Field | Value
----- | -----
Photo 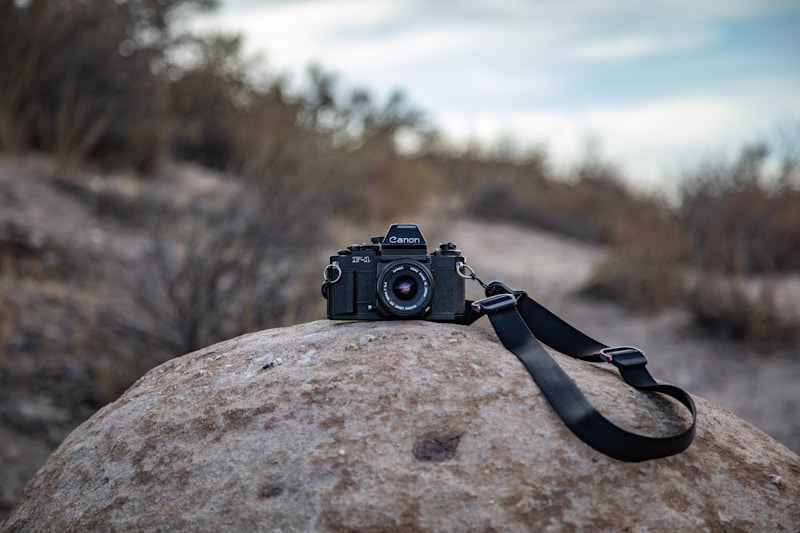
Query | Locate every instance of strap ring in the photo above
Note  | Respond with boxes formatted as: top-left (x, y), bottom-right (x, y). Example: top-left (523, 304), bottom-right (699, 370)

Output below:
top-left (323, 262), bottom-right (342, 284)
top-left (456, 261), bottom-right (476, 280)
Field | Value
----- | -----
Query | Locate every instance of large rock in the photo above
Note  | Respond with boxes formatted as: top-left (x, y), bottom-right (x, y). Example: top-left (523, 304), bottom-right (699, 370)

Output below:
top-left (3, 320), bottom-right (799, 531)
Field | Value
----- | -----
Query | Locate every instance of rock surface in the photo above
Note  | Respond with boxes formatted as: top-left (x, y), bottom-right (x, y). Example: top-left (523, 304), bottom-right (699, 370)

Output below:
top-left (3, 320), bottom-right (799, 532)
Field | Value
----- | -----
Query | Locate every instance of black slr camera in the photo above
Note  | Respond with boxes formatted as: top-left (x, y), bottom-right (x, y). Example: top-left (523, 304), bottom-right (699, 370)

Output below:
top-left (322, 224), bottom-right (469, 322)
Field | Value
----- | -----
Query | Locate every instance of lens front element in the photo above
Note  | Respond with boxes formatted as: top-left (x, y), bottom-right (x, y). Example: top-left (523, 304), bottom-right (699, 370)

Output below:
top-left (377, 260), bottom-right (433, 317)
top-left (392, 276), bottom-right (418, 300)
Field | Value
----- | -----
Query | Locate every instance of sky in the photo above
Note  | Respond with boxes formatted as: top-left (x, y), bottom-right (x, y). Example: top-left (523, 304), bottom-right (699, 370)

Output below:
top-left (193, 0), bottom-right (800, 189)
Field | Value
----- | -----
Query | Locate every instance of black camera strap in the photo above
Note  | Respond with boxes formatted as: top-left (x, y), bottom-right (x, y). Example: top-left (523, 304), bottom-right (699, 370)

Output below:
top-left (468, 280), bottom-right (696, 462)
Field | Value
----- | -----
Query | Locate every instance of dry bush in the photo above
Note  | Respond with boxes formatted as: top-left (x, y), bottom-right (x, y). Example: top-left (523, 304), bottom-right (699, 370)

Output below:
top-left (0, 0), bottom-right (219, 170)
top-left (442, 147), bottom-right (643, 242)
top-left (431, 143), bottom-right (688, 311)
top-left (289, 73), bottom-right (438, 222)
top-left (441, 133), bottom-right (800, 342)
top-left (670, 140), bottom-right (800, 340)
top-left (581, 248), bottom-right (685, 314)
top-left (587, 139), bottom-right (800, 340)
top-left (133, 175), bottom-right (333, 356)
top-left (580, 189), bottom-right (691, 312)
top-left (686, 275), bottom-right (799, 342)
top-left (0, 1), bottom-right (437, 221)
top-left (680, 149), bottom-right (800, 274)
top-left (229, 79), bottom-right (438, 224)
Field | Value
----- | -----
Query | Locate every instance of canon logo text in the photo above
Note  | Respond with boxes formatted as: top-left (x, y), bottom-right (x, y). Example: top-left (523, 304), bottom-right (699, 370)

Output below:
top-left (388, 236), bottom-right (421, 244)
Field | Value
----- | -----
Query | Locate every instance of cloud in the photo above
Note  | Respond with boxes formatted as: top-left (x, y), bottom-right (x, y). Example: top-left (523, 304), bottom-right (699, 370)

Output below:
top-left (437, 95), bottom-right (775, 186)
top-left (568, 33), bottom-right (717, 61)
top-left (193, 1), bottom-right (403, 75)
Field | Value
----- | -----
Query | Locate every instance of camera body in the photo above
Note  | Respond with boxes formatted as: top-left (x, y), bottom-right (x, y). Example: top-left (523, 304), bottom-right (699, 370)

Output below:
top-left (323, 224), bottom-right (468, 322)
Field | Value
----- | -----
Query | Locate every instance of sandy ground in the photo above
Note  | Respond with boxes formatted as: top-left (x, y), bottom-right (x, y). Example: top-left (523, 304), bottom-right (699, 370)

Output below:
top-left (417, 215), bottom-right (800, 454)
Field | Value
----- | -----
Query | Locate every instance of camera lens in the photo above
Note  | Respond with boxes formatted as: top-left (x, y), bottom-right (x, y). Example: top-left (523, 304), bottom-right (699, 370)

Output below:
top-left (376, 259), bottom-right (434, 317)
top-left (392, 276), bottom-right (418, 300)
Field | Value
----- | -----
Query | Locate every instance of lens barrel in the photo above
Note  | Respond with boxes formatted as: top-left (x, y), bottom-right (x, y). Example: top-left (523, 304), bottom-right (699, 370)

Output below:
top-left (376, 259), bottom-right (434, 317)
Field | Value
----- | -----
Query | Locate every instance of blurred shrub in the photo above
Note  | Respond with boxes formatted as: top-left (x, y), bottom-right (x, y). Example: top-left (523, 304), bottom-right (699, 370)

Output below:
top-left (0, 0), bottom-right (219, 171)
top-left (686, 275), bottom-right (799, 342)
top-left (134, 182), bottom-right (327, 355)
top-left (167, 33), bottom-right (264, 170)
top-left (673, 140), bottom-right (800, 340)
top-left (444, 129), bottom-right (799, 341)
top-left (0, 0), bottom-right (436, 222)
top-left (590, 138), bottom-right (800, 339)
top-left (581, 241), bottom-right (687, 314)
top-left (440, 145), bottom-right (649, 243)
top-left (679, 143), bottom-right (800, 274)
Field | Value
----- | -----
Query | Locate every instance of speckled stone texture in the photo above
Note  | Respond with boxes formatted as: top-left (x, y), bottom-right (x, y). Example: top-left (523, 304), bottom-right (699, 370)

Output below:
top-left (3, 320), bottom-right (799, 532)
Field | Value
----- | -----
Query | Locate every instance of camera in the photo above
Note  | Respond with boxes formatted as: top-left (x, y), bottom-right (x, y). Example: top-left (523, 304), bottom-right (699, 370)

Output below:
top-left (322, 223), bottom-right (469, 321)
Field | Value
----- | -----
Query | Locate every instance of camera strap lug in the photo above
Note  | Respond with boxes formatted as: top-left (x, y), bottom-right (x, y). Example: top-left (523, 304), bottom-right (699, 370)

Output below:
top-left (323, 262), bottom-right (342, 284)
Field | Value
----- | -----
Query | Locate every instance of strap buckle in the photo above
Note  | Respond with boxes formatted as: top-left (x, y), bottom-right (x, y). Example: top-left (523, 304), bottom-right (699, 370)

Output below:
top-left (471, 293), bottom-right (519, 314)
top-left (485, 280), bottom-right (527, 299)
top-left (598, 346), bottom-right (647, 368)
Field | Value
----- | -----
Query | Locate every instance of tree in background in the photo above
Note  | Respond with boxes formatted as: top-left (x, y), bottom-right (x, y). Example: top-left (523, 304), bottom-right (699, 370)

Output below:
top-left (0, 0), bottom-right (220, 170)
